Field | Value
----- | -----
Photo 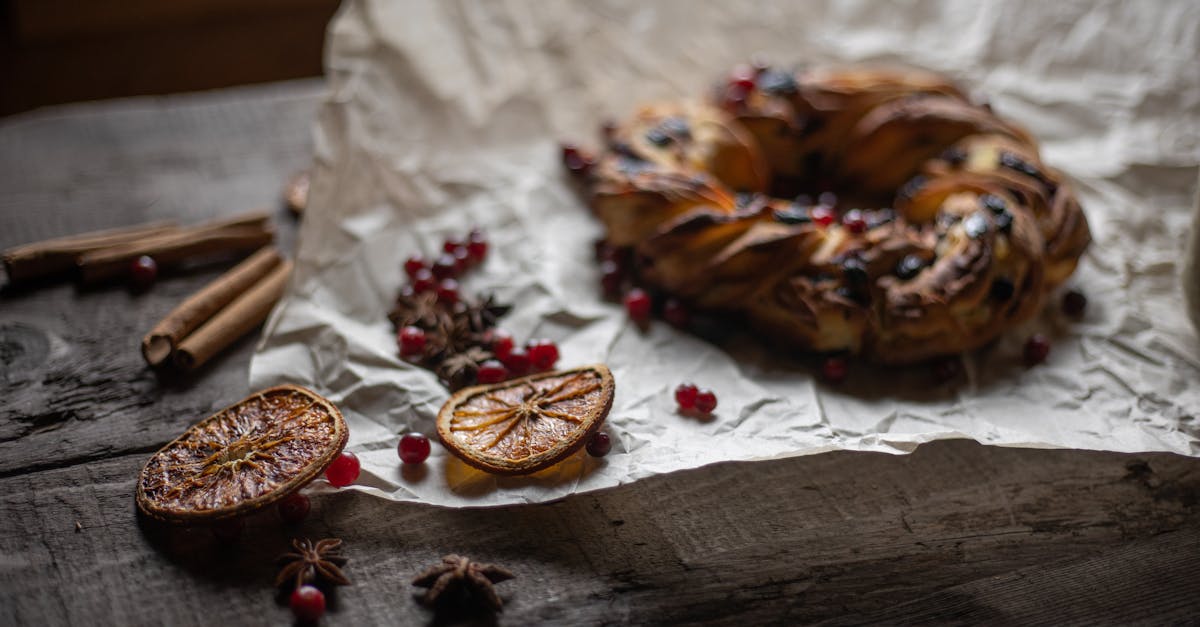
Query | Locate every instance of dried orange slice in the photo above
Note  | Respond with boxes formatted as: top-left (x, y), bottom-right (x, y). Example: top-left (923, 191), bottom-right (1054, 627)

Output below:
top-left (136, 384), bottom-right (348, 523)
top-left (437, 364), bottom-right (614, 475)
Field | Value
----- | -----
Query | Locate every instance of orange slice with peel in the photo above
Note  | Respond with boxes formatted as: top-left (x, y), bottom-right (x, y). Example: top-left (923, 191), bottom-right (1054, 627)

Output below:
top-left (437, 364), bottom-right (614, 475)
top-left (136, 384), bottom-right (348, 524)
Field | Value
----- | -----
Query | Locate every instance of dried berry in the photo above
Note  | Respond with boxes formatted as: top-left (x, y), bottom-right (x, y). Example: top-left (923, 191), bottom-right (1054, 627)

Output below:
top-left (399, 433), bottom-right (432, 465)
top-left (325, 452), bottom-right (360, 488)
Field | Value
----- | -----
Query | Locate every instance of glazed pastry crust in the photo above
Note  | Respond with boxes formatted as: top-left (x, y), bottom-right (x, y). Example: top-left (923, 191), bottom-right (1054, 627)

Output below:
top-left (573, 64), bottom-right (1091, 363)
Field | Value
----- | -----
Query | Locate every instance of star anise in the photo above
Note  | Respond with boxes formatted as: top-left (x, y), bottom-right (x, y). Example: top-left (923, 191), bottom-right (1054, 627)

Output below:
top-left (412, 554), bottom-right (515, 611)
top-left (437, 346), bottom-right (494, 391)
top-left (389, 290), bottom-right (446, 330)
top-left (427, 311), bottom-right (481, 360)
top-left (460, 294), bottom-right (512, 333)
top-left (275, 537), bottom-right (351, 589)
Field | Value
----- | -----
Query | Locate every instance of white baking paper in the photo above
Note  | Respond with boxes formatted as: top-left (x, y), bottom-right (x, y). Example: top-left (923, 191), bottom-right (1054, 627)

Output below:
top-left (250, 0), bottom-right (1200, 507)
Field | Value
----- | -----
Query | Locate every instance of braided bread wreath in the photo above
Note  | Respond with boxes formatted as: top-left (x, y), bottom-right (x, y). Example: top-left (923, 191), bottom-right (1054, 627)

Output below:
top-left (564, 64), bottom-right (1092, 364)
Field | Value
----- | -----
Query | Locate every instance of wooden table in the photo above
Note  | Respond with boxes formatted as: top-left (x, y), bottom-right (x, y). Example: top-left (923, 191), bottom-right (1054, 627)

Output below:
top-left (2, 81), bottom-right (1198, 626)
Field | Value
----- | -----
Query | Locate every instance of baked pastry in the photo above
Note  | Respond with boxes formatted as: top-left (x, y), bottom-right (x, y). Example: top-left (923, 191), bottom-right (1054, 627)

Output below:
top-left (568, 63), bottom-right (1091, 363)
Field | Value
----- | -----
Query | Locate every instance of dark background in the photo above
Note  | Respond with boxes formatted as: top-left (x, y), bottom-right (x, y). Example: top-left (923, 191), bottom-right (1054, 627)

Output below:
top-left (0, 0), bottom-right (339, 115)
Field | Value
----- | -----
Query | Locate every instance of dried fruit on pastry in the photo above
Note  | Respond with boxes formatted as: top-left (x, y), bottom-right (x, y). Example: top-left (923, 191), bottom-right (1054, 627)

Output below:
top-left (568, 63), bottom-right (1091, 364)
top-left (436, 364), bottom-right (614, 475)
top-left (136, 385), bottom-right (349, 523)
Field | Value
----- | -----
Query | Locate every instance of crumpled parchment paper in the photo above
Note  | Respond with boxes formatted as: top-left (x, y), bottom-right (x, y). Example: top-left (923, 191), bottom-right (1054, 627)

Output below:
top-left (250, 0), bottom-right (1200, 507)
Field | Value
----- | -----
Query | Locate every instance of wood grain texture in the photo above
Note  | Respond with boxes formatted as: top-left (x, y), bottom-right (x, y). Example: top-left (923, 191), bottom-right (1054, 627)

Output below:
top-left (1, 82), bottom-right (1198, 626)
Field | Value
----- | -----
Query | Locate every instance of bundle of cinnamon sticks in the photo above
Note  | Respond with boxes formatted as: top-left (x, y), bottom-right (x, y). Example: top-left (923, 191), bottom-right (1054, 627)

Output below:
top-left (2, 211), bottom-right (292, 371)
top-left (2, 211), bottom-right (274, 284)
top-left (143, 246), bottom-right (292, 370)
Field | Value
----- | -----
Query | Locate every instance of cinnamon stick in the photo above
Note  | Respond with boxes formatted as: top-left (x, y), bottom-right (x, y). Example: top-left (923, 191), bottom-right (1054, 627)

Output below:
top-left (174, 260), bottom-right (293, 370)
top-left (77, 211), bottom-right (274, 284)
top-left (141, 247), bottom-right (283, 366)
top-left (2, 221), bottom-right (180, 283)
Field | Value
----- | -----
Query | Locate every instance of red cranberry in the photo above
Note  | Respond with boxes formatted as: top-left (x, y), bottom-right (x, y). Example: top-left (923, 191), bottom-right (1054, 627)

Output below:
top-left (821, 357), bottom-right (848, 384)
top-left (662, 299), bottom-right (690, 328)
top-left (398, 326), bottom-right (426, 356)
top-left (674, 383), bottom-right (699, 410)
top-left (325, 452), bottom-right (360, 487)
top-left (488, 329), bottom-right (515, 360)
top-left (467, 229), bottom-right (488, 262)
top-left (129, 255), bottom-right (158, 289)
top-left (811, 206), bottom-right (836, 227)
top-left (729, 64), bottom-right (757, 91)
top-left (624, 288), bottom-right (652, 323)
top-left (290, 585), bottom-right (326, 622)
top-left (527, 339), bottom-right (559, 371)
top-left (404, 255), bottom-right (427, 279)
top-left (436, 278), bottom-right (460, 305)
top-left (476, 359), bottom-right (508, 384)
top-left (411, 268), bottom-right (435, 293)
top-left (586, 432), bottom-right (612, 457)
top-left (561, 143), bottom-right (593, 175)
top-left (398, 433), bottom-right (431, 464)
top-left (594, 239), bottom-right (613, 262)
top-left (1023, 334), bottom-right (1051, 366)
top-left (842, 209), bottom-right (867, 234)
top-left (277, 492), bottom-right (311, 524)
top-left (932, 358), bottom-right (960, 383)
top-left (211, 517), bottom-right (244, 543)
top-left (452, 247), bottom-right (471, 273)
top-left (600, 260), bottom-right (623, 298)
top-left (443, 238), bottom-right (466, 255)
top-left (501, 347), bottom-right (531, 376)
top-left (431, 254), bottom-right (458, 279)
top-left (1062, 289), bottom-right (1087, 318)
top-left (694, 389), bottom-right (718, 414)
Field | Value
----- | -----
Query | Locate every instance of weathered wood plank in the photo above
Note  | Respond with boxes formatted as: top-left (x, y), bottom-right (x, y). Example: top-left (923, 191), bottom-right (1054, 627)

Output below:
top-left (0, 440), bottom-right (1197, 625)
top-left (0, 82), bottom-right (315, 476)
top-left (3, 81), bottom-right (1199, 626)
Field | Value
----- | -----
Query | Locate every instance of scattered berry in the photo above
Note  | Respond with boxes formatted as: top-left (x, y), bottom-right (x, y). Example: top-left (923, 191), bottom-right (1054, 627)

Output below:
top-left (403, 255), bottom-right (427, 279)
top-left (821, 357), bottom-right (848, 384)
top-left (594, 239), bottom-right (613, 262)
top-left (694, 389), bottom-right (718, 414)
top-left (452, 247), bottom-right (471, 273)
top-left (436, 278), bottom-right (460, 305)
top-left (398, 433), bottom-right (432, 464)
top-left (431, 254), bottom-right (458, 279)
top-left (277, 492), bottom-right (311, 524)
top-left (325, 452), bottom-right (360, 487)
top-left (398, 326), bottom-right (427, 356)
top-left (624, 288), bottom-right (653, 323)
top-left (586, 432), bottom-right (612, 457)
top-left (932, 358), bottom-right (960, 383)
top-left (561, 143), bottom-right (593, 175)
top-left (1062, 289), bottom-right (1087, 318)
top-left (129, 255), bottom-right (158, 289)
top-left (841, 209), bottom-right (867, 234)
top-left (1023, 334), bottom-right (1051, 366)
top-left (811, 205), bottom-right (836, 227)
top-left (476, 359), bottom-right (508, 384)
top-left (467, 229), bottom-right (488, 262)
top-left (729, 64), bottom-right (757, 91)
top-left (443, 238), bottom-right (466, 255)
top-left (211, 517), bottom-right (244, 543)
top-left (662, 299), bottom-right (690, 328)
top-left (527, 339), bottom-right (560, 371)
top-left (600, 260), bottom-right (623, 298)
top-left (501, 347), bottom-right (531, 376)
top-left (674, 383), bottom-right (699, 410)
top-left (411, 268), bottom-right (435, 293)
top-left (488, 329), bottom-right (515, 360)
top-left (290, 585), bottom-right (326, 622)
